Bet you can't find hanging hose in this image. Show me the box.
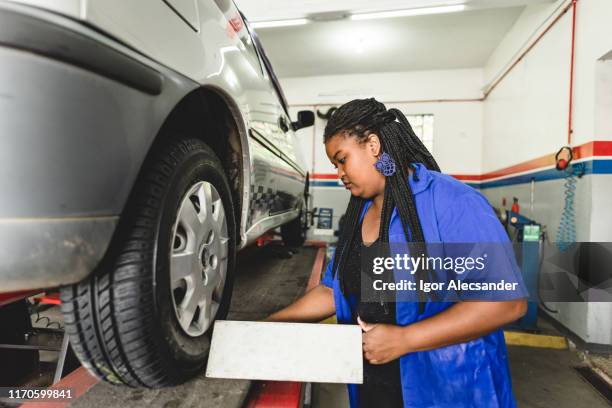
[538,229,558,314]
[555,163,577,252]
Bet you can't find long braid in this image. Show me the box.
[323,98,440,313]
[379,127,433,308]
[331,196,365,295]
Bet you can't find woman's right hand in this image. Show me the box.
[264,284,335,323]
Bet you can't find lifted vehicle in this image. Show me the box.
[0,0,313,387]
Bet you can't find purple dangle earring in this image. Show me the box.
[374,152,396,176]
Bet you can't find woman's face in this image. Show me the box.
[325,133,385,199]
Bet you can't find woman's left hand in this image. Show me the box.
[358,316,410,365]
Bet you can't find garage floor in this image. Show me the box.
[5,244,610,407]
[510,346,609,407]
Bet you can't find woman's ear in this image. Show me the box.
[366,133,382,157]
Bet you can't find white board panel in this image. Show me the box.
[206,320,363,384]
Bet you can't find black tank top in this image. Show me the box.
[344,226,404,407]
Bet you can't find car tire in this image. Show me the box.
[60,137,236,387]
[280,203,307,248]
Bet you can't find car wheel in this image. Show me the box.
[60,138,236,387]
[280,202,307,248]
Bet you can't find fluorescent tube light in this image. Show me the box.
[250,18,309,29]
[350,5,466,21]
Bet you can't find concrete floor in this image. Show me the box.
[510,346,609,407]
[67,244,318,408]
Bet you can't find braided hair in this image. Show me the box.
[323,98,440,313]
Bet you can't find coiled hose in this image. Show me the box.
[555,163,578,252]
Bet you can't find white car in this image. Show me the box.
[0,0,313,387]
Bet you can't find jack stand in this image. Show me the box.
[265,243,295,259]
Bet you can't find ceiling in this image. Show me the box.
[234,0,555,78]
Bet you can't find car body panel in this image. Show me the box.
[0,0,308,291]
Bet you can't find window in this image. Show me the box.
[403,113,434,154]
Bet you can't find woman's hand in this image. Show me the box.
[264,284,335,323]
[359,316,410,365]
[357,299,527,364]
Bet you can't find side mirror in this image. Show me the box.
[291,110,314,131]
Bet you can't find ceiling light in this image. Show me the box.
[309,11,349,22]
[350,4,465,21]
[250,18,309,29]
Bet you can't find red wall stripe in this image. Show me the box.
[311,173,339,179]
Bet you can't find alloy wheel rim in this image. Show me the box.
[169,181,229,337]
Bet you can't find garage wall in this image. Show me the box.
[281,1,612,345]
[480,0,612,346]
[283,68,484,239]
[482,5,570,173]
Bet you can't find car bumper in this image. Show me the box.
[0,216,118,292]
[0,2,198,291]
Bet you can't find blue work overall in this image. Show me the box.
[322,163,520,408]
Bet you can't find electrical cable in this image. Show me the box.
[27,298,65,330]
[538,229,558,314]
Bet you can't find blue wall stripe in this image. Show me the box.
[311,181,343,187]
[478,160,598,189]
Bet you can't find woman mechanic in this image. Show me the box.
[266,98,527,408]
